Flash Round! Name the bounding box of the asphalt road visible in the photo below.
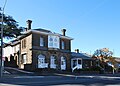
[0,75,120,86]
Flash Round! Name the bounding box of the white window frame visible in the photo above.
[22,54,27,64]
[50,55,57,69]
[61,56,66,70]
[38,54,48,68]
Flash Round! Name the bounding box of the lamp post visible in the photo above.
[0,0,7,78]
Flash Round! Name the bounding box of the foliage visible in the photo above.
[92,48,118,72]
[0,13,23,39]
[93,48,113,58]
[90,66,101,71]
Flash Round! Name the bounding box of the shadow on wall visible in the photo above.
[4,54,18,68]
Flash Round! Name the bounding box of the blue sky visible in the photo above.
[1,0,120,57]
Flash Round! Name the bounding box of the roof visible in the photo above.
[34,28,51,33]
[71,52,92,59]
[20,28,73,40]
[3,38,20,47]
[4,28,73,47]
[115,57,120,63]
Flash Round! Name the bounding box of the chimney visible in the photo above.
[61,29,66,36]
[75,49,79,53]
[26,20,32,30]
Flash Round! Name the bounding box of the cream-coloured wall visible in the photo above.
[3,45,14,61]
[21,34,32,64]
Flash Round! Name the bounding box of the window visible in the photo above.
[38,54,45,64]
[22,39,26,49]
[78,59,82,64]
[50,56,55,65]
[61,56,66,70]
[24,39,26,48]
[50,55,57,69]
[40,36,44,47]
[61,57,66,65]
[38,54,48,68]
[73,60,77,67]
[61,41,65,49]
[22,54,27,64]
[48,35,60,49]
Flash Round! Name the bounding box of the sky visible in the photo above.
[0,0,120,57]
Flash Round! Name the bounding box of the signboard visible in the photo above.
[48,35,60,49]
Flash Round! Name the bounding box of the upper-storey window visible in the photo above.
[48,35,59,49]
[61,41,65,49]
[22,39,26,49]
[40,36,44,47]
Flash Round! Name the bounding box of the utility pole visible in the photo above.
[0,6,4,78]
[0,0,7,78]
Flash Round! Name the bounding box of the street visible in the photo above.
[0,75,120,86]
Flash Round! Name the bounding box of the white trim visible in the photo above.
[21,52,27,54]
[50,55,57,69]
[20,30,73,40]
[61,56,66,70]
[71,58,82,72]
[60,36,73,40]
[38,54,48,68]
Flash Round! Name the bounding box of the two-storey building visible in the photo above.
[4,20,73,72]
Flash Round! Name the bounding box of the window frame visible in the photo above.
[21,54,27,64]
[22,39,26,49]
[40,36,44,47]
[61,40,65,49]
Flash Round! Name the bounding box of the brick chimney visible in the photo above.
[61,29,66,36]
[26,20,32,30]
[75,49,79,53]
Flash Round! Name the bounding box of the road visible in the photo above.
[0,75,120,86]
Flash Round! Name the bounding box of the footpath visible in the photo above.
[2,67,120,78]
[2,67,34,78]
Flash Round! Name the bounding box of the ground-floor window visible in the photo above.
[61,56,66,70]
[21,54,27,64]
[71,58,82,72]
[50,55,57,69]
[38,54,48,68]
[73,59,77,67]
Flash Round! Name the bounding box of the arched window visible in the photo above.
[38,54,48,68]
[50,55,57,69]
[61,56,66,70]
[38,54,45,64]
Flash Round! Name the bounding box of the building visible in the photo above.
[114,57,120,72]
[4,20,73,72]
[71,49,93,72]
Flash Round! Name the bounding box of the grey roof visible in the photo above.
[115,57,120,63]
[34,28,52,33]
[71,52,92,59]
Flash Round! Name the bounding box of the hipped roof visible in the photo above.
[71,52,92,59]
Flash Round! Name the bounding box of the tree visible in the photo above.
[0,13,23,39]
[92,48,117,73]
